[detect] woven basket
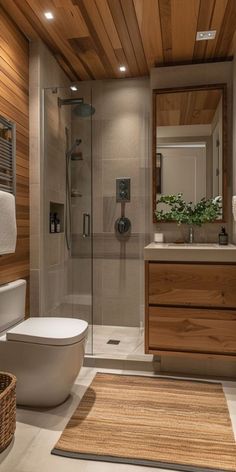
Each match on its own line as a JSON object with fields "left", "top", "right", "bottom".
{"left": 0, "top": 372, "right": 17, "bottom": 452}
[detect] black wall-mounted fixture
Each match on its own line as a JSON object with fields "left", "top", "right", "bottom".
{"left": 115, "top": 216, "right": 131, "bottom": 235}
{"left": 115, "top": 177, "right": 131, "bottom": 236}
{"left": 116, "top": 178, "right": 131, "bottom": 203}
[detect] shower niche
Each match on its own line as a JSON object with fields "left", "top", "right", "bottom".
{"left": 49, "top": 202, "right": 64, "bottom": 233}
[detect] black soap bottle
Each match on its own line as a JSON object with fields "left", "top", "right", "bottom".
{"left": 219, "top": 226, "right": 228, "bottom": 245}
{"left": 54, "top": 213, "right": 61, "bottom": 233}
{"left": 56, "top": 215, "right": 61, "bottom": 233}
{"left": 50, "top": 213, "right": 55, "bottom": 233}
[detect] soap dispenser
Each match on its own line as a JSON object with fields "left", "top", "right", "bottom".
{"left": 50, "top": 213, "right": 55, "bottom": 233}
{"left": 54, "top": 213, "right": 61, "bottom": 233}
{"left": 218, "top": 226, "right": 228, "bottom": 245}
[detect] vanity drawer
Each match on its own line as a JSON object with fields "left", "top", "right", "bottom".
{"left": 148, "top": 306, "right": 236, "bottom": 354}
{"left": 148, "top": 263, "right": 236, "bottom": 308}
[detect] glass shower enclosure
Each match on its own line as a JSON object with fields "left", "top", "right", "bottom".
{"left": 43, "top": 85, "right": 93, "bottom": 354}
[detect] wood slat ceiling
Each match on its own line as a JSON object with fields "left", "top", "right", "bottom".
{"left": 1, "top": 0, "right": 236, "bottom": 81}
{"left": 156, "top": 89, "right": 222, "bottom": 126}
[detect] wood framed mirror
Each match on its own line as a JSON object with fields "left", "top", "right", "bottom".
{"left": 152, "top": 84, "right": 227, "bottom": 223}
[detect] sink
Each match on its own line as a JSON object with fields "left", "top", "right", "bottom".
{"left": 167, "top": 243, "right": 219, "bottom": 248}
{"left": 144, "top": 242, "right": 236, "bottom": 262}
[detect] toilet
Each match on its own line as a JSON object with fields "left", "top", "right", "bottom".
{"left": 0, "top": 279, "right": 88, "bottom": 407}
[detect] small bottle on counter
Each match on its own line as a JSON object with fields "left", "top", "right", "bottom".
{"left": 154, "top": 231, "right": 164, "bottom": 243}
{"left": 50, "top": 213, "right": 55, "bottom": 233}
{"left": 218, "top": 226, "right": 228, "bottom": 245}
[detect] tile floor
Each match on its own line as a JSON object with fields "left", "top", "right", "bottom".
{"left": 0, "top": 367, "right": 236, "bottom": 472}
{"left": 88, "top": 325, "right": 144, "bottom": 356}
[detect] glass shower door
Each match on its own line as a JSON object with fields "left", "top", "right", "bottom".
{"left": 43, "top": 85, "right": 93, "bottom": 354}
{"left": 70, "top": 86, "right": 93, "bottom": 354}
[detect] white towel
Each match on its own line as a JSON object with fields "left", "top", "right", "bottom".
{"left": 0, "top": 191, "right": 17, "bottom": 255}
{"left": 232, "top": 196, "right": 236, "bottom": 222}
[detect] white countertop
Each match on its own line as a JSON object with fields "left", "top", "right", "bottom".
{"left": 144, "top": 242, "right": 236, "bottom": 262}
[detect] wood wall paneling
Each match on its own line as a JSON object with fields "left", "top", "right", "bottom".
{"left": 1, "top": 0, "right": 236, "bottom": 81}
{"left": 0, "top": 6, "right": 30, "bottom": 313}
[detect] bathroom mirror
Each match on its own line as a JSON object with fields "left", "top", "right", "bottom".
{"left": 152, "top": 84, "right": 227, "bottom": 222}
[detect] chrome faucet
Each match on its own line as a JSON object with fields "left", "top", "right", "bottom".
{"left": 189, "top": 226, "right": 194, "bottom": 244}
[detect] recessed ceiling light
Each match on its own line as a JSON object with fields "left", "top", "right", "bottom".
{"left": 70, "top": 85, "right": 78, "bottom": 91}
{"left": 196, "top": 30, "right": 216, "bottom": 41}
{"left": 44, "top": 11, "right": 54, "bottom": 20}
{"left": 119, "top": 65, "right": 126, "bottom": 72}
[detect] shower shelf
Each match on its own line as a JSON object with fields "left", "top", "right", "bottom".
{"left": 71, "top": 190, "right": 82, "bottom": 197}
{"left": 49, "top": 231, "right": 64, "bottom": 235}
{"left": 71, "top": 152, "right": 83, "bottom": 160}
{"left": 49, "top": 201, "right": 64, "bottom": 233}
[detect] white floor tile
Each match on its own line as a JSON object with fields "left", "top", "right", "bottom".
{"left": 92, "top": 325, "right": 144, "bottom": 356}
{"left": 0, "top": 422, "right": 40, "bottom": 472}
{"left": 1, "top": 366, "right": 236, "bottom": 472}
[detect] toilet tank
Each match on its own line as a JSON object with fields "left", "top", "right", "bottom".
{"left": 0, "top": 279, "right": 26, "bottom": 333}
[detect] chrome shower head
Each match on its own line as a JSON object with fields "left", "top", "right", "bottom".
{"left": 58, "top": 96, "right": 95, "bottom": 117}
{"left": 73, "top": 103, "right": 95, "bottom": 117}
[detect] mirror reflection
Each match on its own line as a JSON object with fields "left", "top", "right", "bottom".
{"left": 153, "top": 85, "right": 226, "bottom": 220}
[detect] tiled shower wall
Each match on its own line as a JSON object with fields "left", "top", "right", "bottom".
{"left": 43, "top": 89, "right": 71, "bottom": 315}
{"left": 72, "top": 78, "right": 150, "bottom": 327}
{"left": 30, "top": 40, "right": 150, "bottom": 327}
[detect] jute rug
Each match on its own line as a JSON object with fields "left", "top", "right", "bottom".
{"left": 52, "top": 373, "right": 236, "bottom": 472}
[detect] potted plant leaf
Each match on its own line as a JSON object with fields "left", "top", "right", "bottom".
{"left": 154, "top": 193, "right": 222, "bottom": 243}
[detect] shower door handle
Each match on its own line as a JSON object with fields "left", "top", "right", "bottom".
{"left": 83, "top": 213, "right": 90, "bottom": 238}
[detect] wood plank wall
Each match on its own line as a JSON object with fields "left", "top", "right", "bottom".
{"left": 0, "top": 7, "right": 30, "bottom": 313}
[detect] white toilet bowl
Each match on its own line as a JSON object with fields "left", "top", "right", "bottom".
{"left": 0, "top": 280, "right": 88, "bottom": 407}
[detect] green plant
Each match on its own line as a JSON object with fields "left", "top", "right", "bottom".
{"left": 154, "top": 193, "right": 222, "bottom": 226}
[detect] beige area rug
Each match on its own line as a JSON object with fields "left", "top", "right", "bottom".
{"left": 52, "top": 373, "right": 236, "bottom": 472}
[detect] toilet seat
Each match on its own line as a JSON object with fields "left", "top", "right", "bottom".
{"left": 6, "top": 317, "right": 88, "bottom": 346}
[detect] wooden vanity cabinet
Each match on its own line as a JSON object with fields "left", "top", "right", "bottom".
{"left": 145, "top": 261, "right": 236, "bottom": 358}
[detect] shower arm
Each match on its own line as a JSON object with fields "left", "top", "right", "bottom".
{"left": 58, "top": 97, "right": 84, "bottom": 107}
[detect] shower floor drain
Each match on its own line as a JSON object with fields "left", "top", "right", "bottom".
{"left": 107, "top": 339, "right": 120, "bottom": 345}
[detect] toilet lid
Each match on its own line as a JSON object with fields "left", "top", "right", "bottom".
{"left": 7, "top": 317, "right": 88, "bottom": 346}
